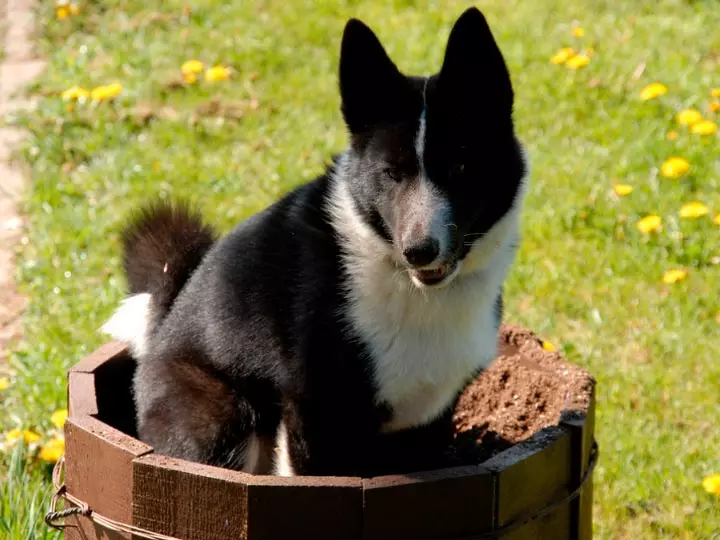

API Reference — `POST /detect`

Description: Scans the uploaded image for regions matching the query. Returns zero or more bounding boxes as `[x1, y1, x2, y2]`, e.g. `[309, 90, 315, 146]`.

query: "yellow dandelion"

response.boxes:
[679, 202, 709, 219]
[640, 83, 667, 101]
[691, 120, 717, 136]
[181, 60, 205, 75]
[23, 430, 42, 444]
[702, 474, 720, 495]
[676, 109, 703, 126]
[714, 213, 720, 226]
[710, 101, 720, 113]
[566, 54, 590, 69]
[0, 377, 8, 390]
[51, 409, 68, 429]
[666, 130, 679, 141]
[5, 428, 22, 444]
[613, 184, 633, 196]
[661, 157, 690, 178]
[662, 269, 687, 284]
[56, 6, 69, 19]
[550, 48, 575, 65]
[711, 88, 720, 99]
[90, 82, 122, 102]
[542, 340, 556, 352]
[205, 65, 232, 82]
[183, 71, 197, 84]
[39, 437, 65, 463]
[61, 86, 89, 101]
[572, 27, 585, 38]
[636, 215, 662, 234]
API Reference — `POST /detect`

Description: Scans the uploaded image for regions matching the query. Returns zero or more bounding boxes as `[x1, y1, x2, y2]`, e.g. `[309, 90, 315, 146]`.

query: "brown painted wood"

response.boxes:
[244, 473, 363, 539]
[133, 454, 250, 540]
[70, 341, 128, 373]
[483, 426, 573, 539]
[363, 465, 494, 540]
[64, 415, 153, 540]
[69, 371, 98, 417]
[561, 392, 596, 540]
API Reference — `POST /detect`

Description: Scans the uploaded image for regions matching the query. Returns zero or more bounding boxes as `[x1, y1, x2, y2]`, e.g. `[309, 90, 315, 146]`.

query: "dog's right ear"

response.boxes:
[339, 19, 413, 135]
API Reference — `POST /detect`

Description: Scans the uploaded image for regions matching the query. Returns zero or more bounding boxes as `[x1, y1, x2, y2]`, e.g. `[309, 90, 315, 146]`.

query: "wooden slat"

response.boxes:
[363, 465, 494, 540]
[483, 426, 573, 539]
[64, 415, 153, 540]
[132, 454, 250, 540]
[245, 474, 363, 540]
[561, 393, 596, 540]
[70, 341, 129, 373]
[69, 371, 98, 417]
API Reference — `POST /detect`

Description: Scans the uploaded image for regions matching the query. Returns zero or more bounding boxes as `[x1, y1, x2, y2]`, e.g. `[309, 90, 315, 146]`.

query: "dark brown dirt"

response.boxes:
[449, 324, 595, 465]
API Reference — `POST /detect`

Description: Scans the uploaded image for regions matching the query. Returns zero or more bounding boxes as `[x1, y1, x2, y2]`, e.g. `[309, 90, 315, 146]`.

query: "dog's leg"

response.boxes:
[134, 353, 279, 473]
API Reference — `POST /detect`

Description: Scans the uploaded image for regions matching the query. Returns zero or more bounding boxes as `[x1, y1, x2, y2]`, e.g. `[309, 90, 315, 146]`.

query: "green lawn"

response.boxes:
[2, 0, 719, 538]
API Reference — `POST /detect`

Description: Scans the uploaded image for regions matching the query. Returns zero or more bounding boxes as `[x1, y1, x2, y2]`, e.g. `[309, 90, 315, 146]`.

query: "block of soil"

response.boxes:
[450, 324, 595, 465]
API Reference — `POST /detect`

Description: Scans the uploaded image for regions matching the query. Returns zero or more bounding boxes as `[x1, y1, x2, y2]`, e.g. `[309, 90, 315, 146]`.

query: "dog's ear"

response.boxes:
[339, 19, 415, 134]
[437, 8, 513, 117]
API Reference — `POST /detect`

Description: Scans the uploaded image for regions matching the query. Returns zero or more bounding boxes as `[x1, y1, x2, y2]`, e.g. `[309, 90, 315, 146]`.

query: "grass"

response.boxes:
[1, 0, 719, 537]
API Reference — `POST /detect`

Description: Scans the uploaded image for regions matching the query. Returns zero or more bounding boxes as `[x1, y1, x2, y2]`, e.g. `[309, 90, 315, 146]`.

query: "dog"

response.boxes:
[102, 7, 528, 477]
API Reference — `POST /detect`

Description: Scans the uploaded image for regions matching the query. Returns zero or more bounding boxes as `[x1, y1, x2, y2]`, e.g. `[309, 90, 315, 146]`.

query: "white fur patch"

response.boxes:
[328, 155, 527, 432]
[273, 422, 295, 477]
[100, 293, 152, 360]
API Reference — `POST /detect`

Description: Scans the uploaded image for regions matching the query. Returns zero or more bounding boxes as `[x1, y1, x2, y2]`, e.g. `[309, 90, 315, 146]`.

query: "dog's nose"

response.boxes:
[403, 237, 440, 267]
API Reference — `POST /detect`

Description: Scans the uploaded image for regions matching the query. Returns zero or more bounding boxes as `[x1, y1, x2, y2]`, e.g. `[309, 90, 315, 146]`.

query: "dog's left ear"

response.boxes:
[437, 8, 514, 116]
[339, 19, 417, 135]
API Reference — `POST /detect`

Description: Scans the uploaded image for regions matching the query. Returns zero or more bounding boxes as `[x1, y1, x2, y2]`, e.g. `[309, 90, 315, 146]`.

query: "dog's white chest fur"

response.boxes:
[329, 174, 524, 433]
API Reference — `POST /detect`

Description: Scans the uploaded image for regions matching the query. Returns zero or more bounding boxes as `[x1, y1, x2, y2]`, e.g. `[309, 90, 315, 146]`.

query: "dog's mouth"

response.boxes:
[409, 260, 459, 288]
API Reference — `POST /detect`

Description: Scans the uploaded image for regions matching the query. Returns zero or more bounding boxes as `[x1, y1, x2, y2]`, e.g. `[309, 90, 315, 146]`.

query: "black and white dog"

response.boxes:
[102, 7, 528, 477]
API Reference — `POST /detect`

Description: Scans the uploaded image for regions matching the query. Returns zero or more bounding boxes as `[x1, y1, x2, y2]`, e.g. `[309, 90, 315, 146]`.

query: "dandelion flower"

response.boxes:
[702, 474, 720, 495]
[61, 86, 89, 101]
[39, 437, 65, 463]
[56, 6, 69, 19]
[183, 71, 197, 84]
[712, 88, 720, 99]
[662, 269, 687, 284]
[714, 213, 720, 226]
[51, 409, 68, 429]
[691, 120, 717, 136]
[637, 215, 662, 234]
[572, 27, 585, 38]
[90, 83, 122, 102]
[181, 60, 204, 75]
[661, 157, 690, 178]
[640, 83, 667, 101]
[710, 101, 720, 113]
[666, 130, 679, 141]
[4, 429, 22, 444]
[614, 184, 633, 196]
[566, 54, 590, 69]
[205, 65, 232, 82]
[542, 340, 556, 352]
[676, 109, 702, 126]
[5, 429, 41, 445]
[550, 48, 575, 65]
[679, 202, 709, 219]
[0, 377, 8, 390]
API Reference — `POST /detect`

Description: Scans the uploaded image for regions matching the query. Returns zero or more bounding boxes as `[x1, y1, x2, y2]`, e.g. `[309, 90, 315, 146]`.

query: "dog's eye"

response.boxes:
[384, 168, 403, 182]
[451, 162, 466, 177]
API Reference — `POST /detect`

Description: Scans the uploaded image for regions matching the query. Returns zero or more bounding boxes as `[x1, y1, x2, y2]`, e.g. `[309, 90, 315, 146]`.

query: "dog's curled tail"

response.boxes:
[101, 200, 216, 359]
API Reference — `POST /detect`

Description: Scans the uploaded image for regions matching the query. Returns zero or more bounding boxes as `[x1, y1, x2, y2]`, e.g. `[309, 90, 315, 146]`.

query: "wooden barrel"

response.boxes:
[59, 325, 596, 539]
